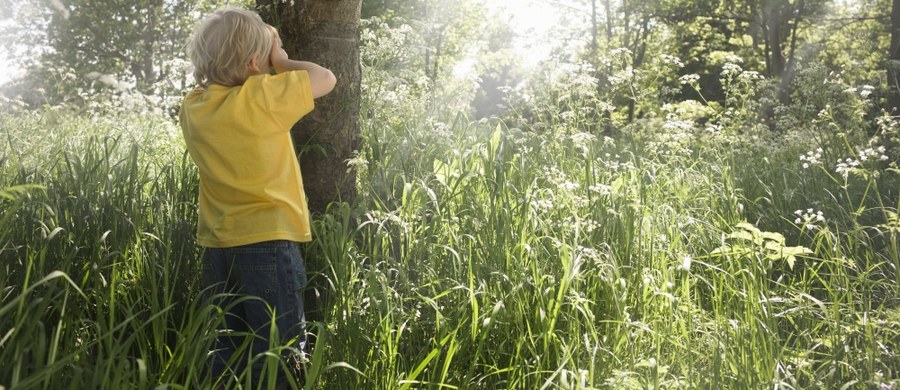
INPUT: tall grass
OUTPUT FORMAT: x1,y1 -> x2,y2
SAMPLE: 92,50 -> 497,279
301,100 -> 899,388
1,96 -> 898,389
0,110 -> 222,389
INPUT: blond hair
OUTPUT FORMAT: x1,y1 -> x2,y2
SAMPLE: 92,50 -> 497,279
188,7 -> 272,88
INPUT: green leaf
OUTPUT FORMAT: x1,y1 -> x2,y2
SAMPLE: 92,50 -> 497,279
781,246 -> 813,256
433,159 -> 448,184
735,222 -> 761,235
710,246 -> 728,255
0,184 -> 45,200
760,231 -> 785,245
399,348 -> 442,390
728,230 -> 756,242
489,124 -> 502,156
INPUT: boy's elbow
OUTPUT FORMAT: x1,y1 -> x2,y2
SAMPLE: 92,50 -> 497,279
323,70 -> 336,94
313,70 -> 336,99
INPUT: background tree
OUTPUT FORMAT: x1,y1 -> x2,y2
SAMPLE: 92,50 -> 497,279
657,1 -> 830,101
471,21 -> 520,119
0,0 -> 218,110
890,0 -> 900,113
362,0 -> 485,88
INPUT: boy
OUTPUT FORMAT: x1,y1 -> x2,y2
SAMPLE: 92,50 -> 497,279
179,6 -> 336,388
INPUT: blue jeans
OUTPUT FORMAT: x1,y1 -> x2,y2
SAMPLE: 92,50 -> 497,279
201,240 -> 307,385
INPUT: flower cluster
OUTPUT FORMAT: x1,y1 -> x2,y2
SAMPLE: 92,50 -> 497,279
705,123 -> 723,133
560,180 -> 580,192
815,104 -> 834,121
678,74 -> 700,86
794,209 -> 825,230
662,114 -> 694,132
738,70 -> 764,82
799,148 -> 823,169
598,154 -> 633,172
844,84 -> 876,99
608,66 -> 635,86
860,85 -> 875,98
566,218 -> 601,235
660,54 -> 684,68
569,131 -> 596,157
834,146 -> 890,178
721,63 -> 744,78
589,184 -> 612,196
835,158 -> 861,178
857,146 -> 889,162
532,198 -> 554,213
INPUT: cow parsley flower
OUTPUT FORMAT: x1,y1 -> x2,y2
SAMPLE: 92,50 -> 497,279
794,209 -> 825,230
661,54 -> 684,68
860,85 -> 874,98
679,74 -> 700,85
835,158 -> 861,179
721,63 -> 743,78
799,148 -> 823,169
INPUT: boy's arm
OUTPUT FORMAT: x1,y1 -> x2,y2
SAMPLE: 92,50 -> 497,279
273,59 -> 336,99
269,31 -> 336,99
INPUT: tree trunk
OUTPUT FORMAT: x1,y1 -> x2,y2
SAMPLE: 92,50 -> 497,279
764,3 -> 786,78
603,0 -> 613,46
257,0 -> 362,214
778,0 -> 804,104
140,0 -> 161,92
627,13 -> 652,122
431,29 -> 444,81
590,0 -> 598,60
890,0 -> 900,113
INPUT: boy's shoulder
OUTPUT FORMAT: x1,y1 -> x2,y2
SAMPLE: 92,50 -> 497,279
186,87 -> 207,98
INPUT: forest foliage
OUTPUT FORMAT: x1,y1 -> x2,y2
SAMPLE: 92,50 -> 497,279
0,0 -> 899,389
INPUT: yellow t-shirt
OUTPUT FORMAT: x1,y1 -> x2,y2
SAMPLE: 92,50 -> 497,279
179,71 -> 315,247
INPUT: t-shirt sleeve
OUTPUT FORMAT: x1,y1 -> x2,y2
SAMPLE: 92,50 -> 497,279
257,71 -> 316,131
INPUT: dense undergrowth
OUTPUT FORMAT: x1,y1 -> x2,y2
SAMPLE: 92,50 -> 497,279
1,54 -> 899,389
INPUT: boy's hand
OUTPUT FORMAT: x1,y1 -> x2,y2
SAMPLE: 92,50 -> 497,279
265,25 -> 336,98
269,27 -> 289,73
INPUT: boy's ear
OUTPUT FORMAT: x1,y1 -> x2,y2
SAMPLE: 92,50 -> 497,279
248,56 -> 261,74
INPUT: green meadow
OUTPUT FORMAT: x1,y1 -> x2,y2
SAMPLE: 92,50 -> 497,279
2,64 -> 898,389
2,2 -> 900,388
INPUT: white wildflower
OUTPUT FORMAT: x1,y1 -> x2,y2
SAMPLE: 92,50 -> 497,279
835,158 -> 859,179
589,184 -> 612,195
679,74 -> 700,85
860,85 -> 874,98
661,54 -> 684,68
799,148 -> 823,169
533,198 -> 554,213
561,180 -> 580,192
738,70 -> 763,81
663,114 -> 694,131
721,63 -> 743,78
609,47 -> 633,58
794,209 -> 826,230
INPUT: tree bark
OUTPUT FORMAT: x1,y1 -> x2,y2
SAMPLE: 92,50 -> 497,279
257,0 -> 362,214
764,2 -> 786,78
602,0 -> 613,46
590,0 -> 598,60
778,0 -> 804,104
890,0 -> 900,113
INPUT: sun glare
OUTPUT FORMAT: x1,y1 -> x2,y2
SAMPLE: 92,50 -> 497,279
0,18 -> 16,86
454,0 -> 564,78
486,0 -> 564,66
